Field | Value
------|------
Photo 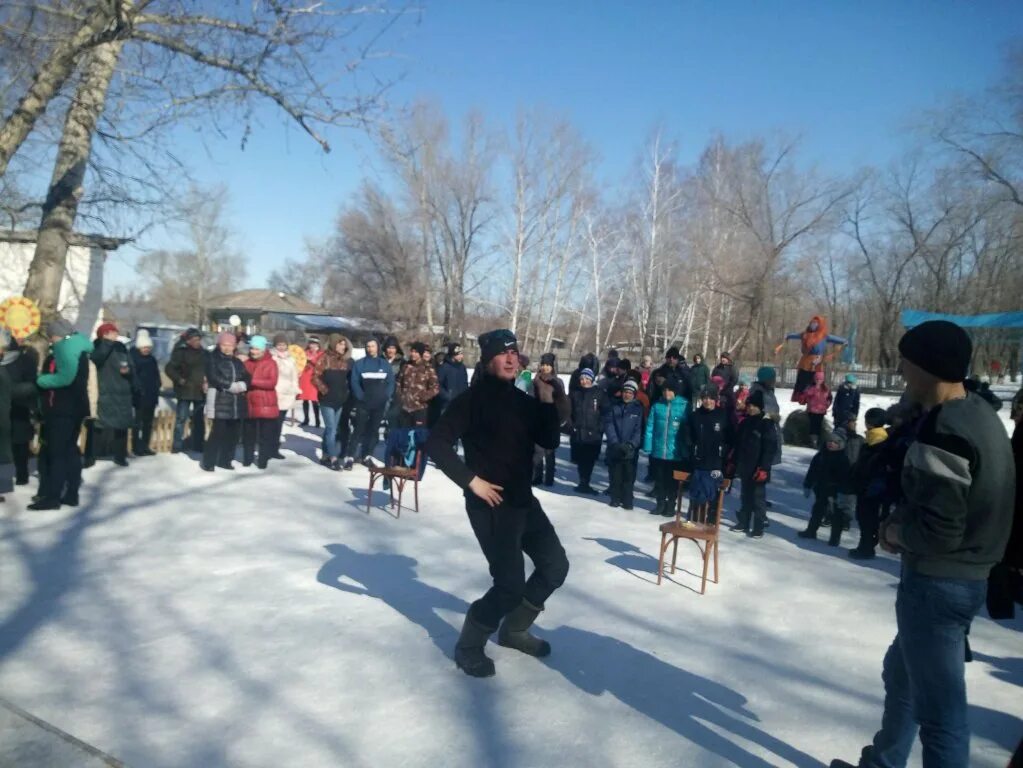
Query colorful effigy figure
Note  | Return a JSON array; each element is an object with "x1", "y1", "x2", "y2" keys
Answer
[{"x1": 776, "y1": 315, "x2": 846, "y2": 403}]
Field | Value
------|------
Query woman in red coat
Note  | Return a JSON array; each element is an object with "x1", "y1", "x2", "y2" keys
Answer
[
  {"x1": 242, "y1": 335, "x2": 279, "y2": 468},
  {"x1": 299, "y1": 337, "x2": 324, "y2": 428}
]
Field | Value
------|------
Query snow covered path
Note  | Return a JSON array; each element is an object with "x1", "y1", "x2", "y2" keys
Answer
[{"x1": 1, "y1": 413, "x2": 1020, "y2": 767}]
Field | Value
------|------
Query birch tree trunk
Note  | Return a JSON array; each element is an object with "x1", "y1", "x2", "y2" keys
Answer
[{"x1": 23, "y1": 39, "x2": 124, "y2": 327}]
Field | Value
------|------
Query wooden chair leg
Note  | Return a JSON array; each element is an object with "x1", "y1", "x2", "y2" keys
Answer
[
  {"x1": 700, "y1": 544, "x2": 710, "y2": 595},
  {"x1": 395, "y1": 479, "x2": 403, "y2": 518},
  {"x1": 366, "y1": 473, "x2": 375, "y2": 514},
  {"x1": 713, "y1": 540, "x2": 719, "y2": 584},
  {"x1": 413, "y1": 480, "x2": 419, "y2": 513},
  {"x1": 670, "y1": 537, "x2": 679, "y2": 574},
  {"x1": 657, "y1": 532, "x2": 668, "y2": 585}
]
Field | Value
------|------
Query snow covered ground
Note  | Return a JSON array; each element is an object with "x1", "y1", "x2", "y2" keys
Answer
[{"x1": 0, "y1": 387, "x2": 1019, "y2": 768}]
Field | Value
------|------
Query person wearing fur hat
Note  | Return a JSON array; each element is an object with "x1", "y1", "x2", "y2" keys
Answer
[
  {"x1": 31, "y1": 316, "x2": 93, "y2": 509},
  {"x1": 569, "y1": 367, "x2": 607, "y2": 494},
  {"x1": 166, "y1": 328, "x2": 207, "y2": 453},
  {"x1": 202, "y1": 332, "x2": 251, "y2": 471},
  {"x1": 798, "y1": 428, "x2": 854, "y2": 545},
  {"x1": 726, "y1": 388, "x2": 777, "y2": 538},
  {"x1": 831, "y1": 320, "x2": 1015, "y2": 768},
  {"x1": 312, "y1": 334, "x2": 352, "y2": 470},
  {"x1": 270, "y1": 334, "x2": 300, "y2": 458},
  {"x1": 642, "y1": 379, "x2": 690, "y2": 516},
  {"x1": 130, "y1": 329, "x2": 161, "y2": 456},
  {"x1": 299, "y1": 337, "x2": 323, "y2": 428},
  {"x1": 241, "y1": 336, "x2": 279, "y2": 469},
  {"x1": 437, "y1": 343, "x2": 469, "y2": 414},
  {"x1": 91, "y1": 322, "x2": 134, "y2": 466},
  {"x1": 396, "y1": 341, "x2": 440, "y2": 428},
  {"x1": 427, "y1": 329, "x2": 570, "y2": 678}
]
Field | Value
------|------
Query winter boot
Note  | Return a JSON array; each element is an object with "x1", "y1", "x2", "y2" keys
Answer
[
  {"x1": 797, "y1": 525, "x2": 818, "y2": 539},
  {"x1": 497, "y1": 599, "x2": 551, "y2": 658},
  {"x1": 454, "y1": 613, "x2": 496, "y2": 678},
  {"x1": 650, "y1": 499, "x2": 665, "y2": 516},
  {"x1": 828, "y1": 514, "x2": 846, "y2": 547}
]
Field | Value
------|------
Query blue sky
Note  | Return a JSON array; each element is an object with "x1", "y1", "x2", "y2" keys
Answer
[{"x1": 108, "y1": 0, "x2": 1023, "y2": 291}]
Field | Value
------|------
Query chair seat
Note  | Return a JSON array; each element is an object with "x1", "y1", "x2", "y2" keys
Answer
[
  {"x1": 373, "y1": 465, "x2": 417, "y2": 479},
  {"x1": 659, "y1": 520, "x2": 717, "y2": 539}
]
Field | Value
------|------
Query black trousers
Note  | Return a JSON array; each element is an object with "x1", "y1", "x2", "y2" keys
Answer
[
  {"x1": 348, "y1": 404, "x2": 385, "y2": 460},
  {"x1": 13, "y1": 441, "x2": 30, "y2": 484},
  {"x1": 242, "y1": 418, "x2": 277, "y2": 467},
  {"x1": 533, "y1": 447, "x2": 555, "y2": 484},
  {"x1": 38, "y1": 416, "x2": 83, "y2": 504},
  {"x1": 736, "y1": 479, "x2": 768, "y2": 533},
  {"x1": 808, "y1": 412, "x2": 825, "y2": 438},
  {"x1": 133, "y1": 403, "x2": 156, "y2": 453},
  {"x1": 608, "y1": 457, "x2": 636, "y2": 507},
  {"x1": 303, "y1": 400, "x2": 321, "y2": 427},
  {"x1": 336, "y1": 401, "x2": 354, "y2": 457},
  {"x1": 203, "y1": 419, "x2": 241, "y2": 469},
  {"x1": 574, "y1": 442, "x2": 600, "y2": 486},
  {"x1": 466, "y1": 496, "x2": 570, "y2": 630},
  {"x1": 275, "y1": 410, "x2": 287, "y2": 450},
  {"x1": 652, "y1": 457, "x2": 683, "y2": 509},
  {"x1": 855, "y1": 497, "x2": 883, "y2": 551}
]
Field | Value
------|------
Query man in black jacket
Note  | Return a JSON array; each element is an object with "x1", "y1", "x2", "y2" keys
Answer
[
  {"x1": 831, "y1": 321, "x2": 1015, "y2": 768},
  {"x1": 428, "y1": 329, "x2": 570, "y2": 678},
  {"x1": 728, "y1": 389, "x2": 777, "y2": 538},
  {"x1": 166, "y1": 328, "x2": 207, "y2": 453},
  {"x1": 436, "y1": 343, "x2": 469, "y2": 413}
]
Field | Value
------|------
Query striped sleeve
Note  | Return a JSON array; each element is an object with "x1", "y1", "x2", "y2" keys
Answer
[{"x1": 899, "y1": 423, "x2": 975, "y2": 557}]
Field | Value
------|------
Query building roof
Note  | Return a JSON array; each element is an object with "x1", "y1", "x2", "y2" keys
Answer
[
  {"x1": 0, "y1": 228, "x2": 129, "y2": 251},
  {"x1": 206, "y1": 290, "x2": 330, "y2": 315}
]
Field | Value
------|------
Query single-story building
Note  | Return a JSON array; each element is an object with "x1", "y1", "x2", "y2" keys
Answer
[{"x1": 0, "y1": 229, "x2": 128, "y2": 334}]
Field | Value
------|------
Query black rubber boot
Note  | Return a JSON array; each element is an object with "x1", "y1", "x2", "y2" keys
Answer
[
  {"x1": 828, "y1": 514, "x2": 846, "y2": 547},
  {"x1": 498, "y1": 599, "x2": 551, "y2": 658},
  {"x1": 454, "y1": 613, "x2": 496, "y2": 678}
]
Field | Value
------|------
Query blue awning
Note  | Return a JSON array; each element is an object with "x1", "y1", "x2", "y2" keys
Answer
[{"x1": 901, "y1": 310, "x2": 1023, "y2": 330}]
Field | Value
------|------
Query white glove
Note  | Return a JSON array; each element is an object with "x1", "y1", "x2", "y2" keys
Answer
[
  {"x1": 710, "y1": 470, "x2": 722, "y2": 479},
  {"x1": 228, "y1": 381, "x2": 247, "y2": 394}
]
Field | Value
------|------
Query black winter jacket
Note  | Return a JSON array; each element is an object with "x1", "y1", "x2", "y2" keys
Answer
[
  {"x1": 832, "y1": 384, "x2": 860, "y2": 425},
  {"x1": 166, "y1": 343, "x2": 207, "y2": 401},
  {"x1": 206, "y1": 348, "x2": 250, "y2": 420},
  {"x1": 689, "y1": 406, "x2": 731, "y2": 471},
  {"x1": 437, "y1": 360, "x2": 469, "y2": 407},
  {"x1": 92, "y1": 339, "x2": 135, "y2": 430},
  {"x1": 732, "y1": 412, "x2": 778, "y2": 481},
  {"x1": 804, "y1": 448, "x2": 852, "y2": 497},
  {"x1": 711, "y1": 362, "x2": 738, "y2": 393},
  {"x1": 427, "y1": 373, "x2": 564, "y2": 507},
  {"x1": 8, "y1": 346, "x2": 38, "y2": 444},
  {"x1": 648, "y1": 363, "x2": 689, "y2": 402},
  {"x1": 570, "y1": 386, "x2": 608, "y2": 445},
  {"x1": 569, "y1": 354, "x2": 599, "y2": 395},
  {"x1": 131, "y1": 348, "x2": 162, "y2": 409}
]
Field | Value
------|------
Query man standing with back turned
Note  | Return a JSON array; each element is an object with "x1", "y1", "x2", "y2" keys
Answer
[
  {"x1": 831, "y1": 320, "x2": 1015, "y2": 768},
  {"x1": 427, "y1": 329, "x2": 570, "y2": 678}
]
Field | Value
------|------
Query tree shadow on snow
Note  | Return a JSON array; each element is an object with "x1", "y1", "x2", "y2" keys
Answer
[
  {"x1": 541, "y1": 625, "x2": 825, "y2": 768},
  {"x1": 971, "y1": 651, "x2": 1023, "y2": 687},
  {"x1": 316, "y1": 543, "x2": 467, "y2": 658},
  {"x1": 582, "y1": 536, "x2": 701, "y2": 591},
  {"x1": 969, "y1": 704, "x2": 1023, "y2": 757}
]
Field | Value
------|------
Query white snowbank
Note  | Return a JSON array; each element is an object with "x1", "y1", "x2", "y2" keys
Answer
[{"x1": 0, "y1": 418, "x2": 1019, "y2": 767}]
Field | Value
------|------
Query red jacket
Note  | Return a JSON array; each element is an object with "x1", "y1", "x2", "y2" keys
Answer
[
  {"x1": 299, "y1": 348, "x2": 324, "y2": 401},
  {"x1": 244, "y1": 355, "x2": 279, "y2": 419}
]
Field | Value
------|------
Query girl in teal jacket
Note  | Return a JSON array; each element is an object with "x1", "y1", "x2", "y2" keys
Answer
[{"x1": 642, "y1": 382, "x2": 690, "y2": 516}]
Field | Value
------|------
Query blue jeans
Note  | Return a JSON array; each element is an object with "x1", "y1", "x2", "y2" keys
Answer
[
  {"x1": 863, "y1": 568, "x2": 986, "y2": 768},
  {"x1": 321, "y1": 406, "x2": 341, "y2": 459},
  {"x1": 173, "y1": 400, "x2": 205, "y2": 451}
]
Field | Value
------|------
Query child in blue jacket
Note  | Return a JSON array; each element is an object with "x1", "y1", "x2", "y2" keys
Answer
[
  {"x1": 603, "y1": 380, "x2": 644, "y2": 509},
  {"x1": 643, "y1": 381, "x2": 690, "y2": 517}
]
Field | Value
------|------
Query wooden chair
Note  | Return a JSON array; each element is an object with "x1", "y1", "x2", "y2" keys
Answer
[
  {"x1": 656, "y1": 471, "x2": 730, "y2": 593},
  {"x1": 367, "y1": 449, "x2": 423, "y2": 518}
]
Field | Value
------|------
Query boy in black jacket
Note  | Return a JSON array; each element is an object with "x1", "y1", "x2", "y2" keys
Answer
[
  {"x1": 728, "y1": 389, "x2": 777, "y2": 538},
  {"x1": 427, "y1": 329, "x2": 570, "y2": 679},
  {"x1": 688, "y1": 385, "x2": 730, "y2": 521},
  {"x1": 798, "y1": 428, "x2": 855, "y2": 545},
  {"x1": 848, "y1": 407, "x2": 890, "y2": 559}
]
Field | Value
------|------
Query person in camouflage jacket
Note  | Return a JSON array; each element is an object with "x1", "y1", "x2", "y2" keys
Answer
[{"x1": 396, "y1": 342, "x2": 439, "y2": 427}]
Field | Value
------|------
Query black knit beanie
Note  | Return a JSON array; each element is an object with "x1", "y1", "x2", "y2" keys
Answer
[
  {"x1": 478, "y1": 329, "x2": 518, "y2": 365},
  {"x1": 898, "y1": 321, "x2": 972, "y2": 382}
]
